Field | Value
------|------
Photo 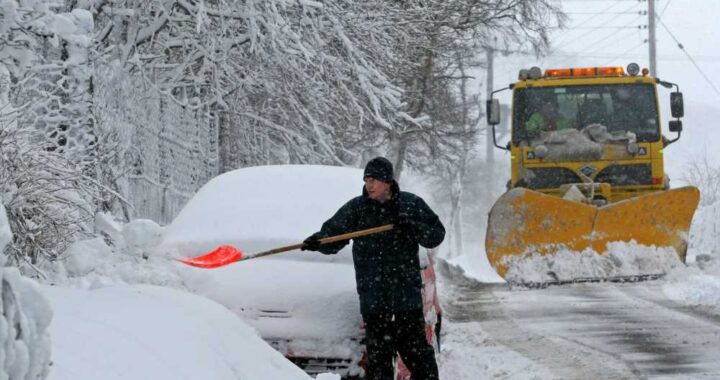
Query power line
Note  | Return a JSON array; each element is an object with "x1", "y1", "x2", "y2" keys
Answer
[
  {"x1": 565, "y1": 11, "x2": 640, "y2": 15},
  {"x1": 507, "y1": 50, "x2": 720, "y2": 62},
  {"x1": 582, "y1": 26, "x2": 643, "y2": 56},
  {"x1": 659, "y1": 0, "x2": 673, "y2": 17},
  {"x1": 603, "y1": 41, "x2": 647, "y2": 65},
  {"x1": 565, "y1": 26, "x2": 642, "y2": 29},
  {"x1": 551, "y1": 0, "x2": 626, "y2": 46},
  {"x1": 655, "y1": 16, "x2": 720, "y2": 98},
  {"x1": 554, "y1": 2, "x2": 641, "y2": 49},
  {"x1": 563, "y1": 13, "x2": 644, "y2": 54}
]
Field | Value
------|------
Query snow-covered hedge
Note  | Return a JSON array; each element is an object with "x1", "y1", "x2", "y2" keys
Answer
[
  {"x1": 0, "y1": 125, "x2": 96, "y2": 265},
  {"x1": 1, "y1": 201, "x2": 53, "y2": 380}
]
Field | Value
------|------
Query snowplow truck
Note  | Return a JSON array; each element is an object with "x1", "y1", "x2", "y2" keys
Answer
[{"x1": 485, "y1": 63, "x2": 700, "y2": 280}]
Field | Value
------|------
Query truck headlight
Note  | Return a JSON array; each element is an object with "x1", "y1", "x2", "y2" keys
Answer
[
  {"x1": 627, "y1": 63, "x2": 640, "y2": 76},
  {"x1": 627, "y1": 142, "x2": 639, "y2": 155},
  {"x1": 535, "y1": 145, "x2": 548, "y2": 159}
]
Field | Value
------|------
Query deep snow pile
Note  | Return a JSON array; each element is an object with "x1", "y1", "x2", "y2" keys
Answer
[
  {"x1": 30, "y1": 212, "x2": 334, "y2": 380},
  {"x1": 502, "y1": 241, "x2": 682, "y2": 284},
  {"x1": 1, "y1": 201, "x2": 53, "y2": 380},
  {"x1": 687, "y1": 200, "x2": 720, "y2": 260},
  {"x1": 44, "y1": 284, "x2": 315, "y2": 380},
  {"x1": 662, "y1": 197, "x2": 720, "y2": 310},
  {"x1": 45, "y1": 213, "x2": 184, "y2": 288}
]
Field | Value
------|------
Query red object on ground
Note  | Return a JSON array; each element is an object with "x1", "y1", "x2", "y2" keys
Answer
[{"x1": 177, "y1": 245, "x2": 244, "y2": 268}]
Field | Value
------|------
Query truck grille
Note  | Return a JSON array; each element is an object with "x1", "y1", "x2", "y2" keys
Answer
[
  {"x1": 288, "y1": 356, "x2": 359, "y2": 378},
  {"x1": 522, "y1": 164, "x2": 653, "y2": 189},
  {"x1": 593, "y1": 164, "x2": 652, "y2": 186},
  {"x1": 266, "y1": 339, "x2": 364, "y2": 379},
  {"x1": 522, "y1": 167, "x2": 582, "y2": 189}
]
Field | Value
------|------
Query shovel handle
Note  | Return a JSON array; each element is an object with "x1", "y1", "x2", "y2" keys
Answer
[{"x1": 247, "y1": 224, "x2": 394, "y2": 260}]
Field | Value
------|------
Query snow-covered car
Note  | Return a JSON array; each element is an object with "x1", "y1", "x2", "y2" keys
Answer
[{"x1": 157, "y1": 165, "x2": 442, "y2": 379}]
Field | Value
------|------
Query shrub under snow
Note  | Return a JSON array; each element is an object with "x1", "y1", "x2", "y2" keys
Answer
[{"x1": 0, "y1": 201, "x2": 53, "y2": 380}]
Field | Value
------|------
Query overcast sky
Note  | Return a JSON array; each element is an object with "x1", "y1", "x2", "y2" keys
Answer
[{"x1": 493, "y1": 0, "x2": 720, "y2": 106}]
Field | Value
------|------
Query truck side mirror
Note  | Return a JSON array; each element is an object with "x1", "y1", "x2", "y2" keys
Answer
[
  {"x1": 486, "y1": 99, "x2": 501, "y2": 125},
  {"x1": 669, "y1": 120, "x2": 683, "y2": 133},
  {"x1": 670, "y1": 92, "x2": 684, "y2": 118}
]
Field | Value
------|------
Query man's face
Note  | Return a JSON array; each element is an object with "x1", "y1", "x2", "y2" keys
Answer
[{"x1": 364, "y1": 177, "x2": 391, "y2": 202}]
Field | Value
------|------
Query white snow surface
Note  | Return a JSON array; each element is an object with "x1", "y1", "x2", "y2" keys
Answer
[
  {"x1": 503, "y1": 241, "x2": 683, "y2": 284},
  {"x1": 13, "y1": 164, "x2": 720, "y2": 379},
  {"x1": 44, "y1": 284, "x2": 312, "y2": 380},
  {"x1": 43, "y1": 164, "x2": 437, "y2": 379},
  {"x1": 160, "y1": 164, "x2": 432, "y2": 256},
  {"x1": 179, "y1": 256, "x2": 363, "y2": 354}
]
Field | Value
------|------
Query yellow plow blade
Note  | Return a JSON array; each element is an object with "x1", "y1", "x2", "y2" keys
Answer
[{"x1": 485, "y1": 186, "x2": 700, "y2": 279}]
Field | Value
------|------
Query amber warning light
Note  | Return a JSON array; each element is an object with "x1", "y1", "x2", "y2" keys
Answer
[{"x1": 544, "y1": 66, "x2": 625, "y2": 78}]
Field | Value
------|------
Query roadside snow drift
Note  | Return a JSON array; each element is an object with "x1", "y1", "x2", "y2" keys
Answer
[
  {"x1": 45, "y1": 284, "x2": 312, "y2": 380},
  {"x1": 502, "y1": 241, "x2": 682, "y2": 284}
]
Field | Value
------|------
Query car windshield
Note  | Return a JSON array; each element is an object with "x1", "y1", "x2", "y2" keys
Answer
[{"x1": 512, "y1": 83, "x2": 660, "y2": 143}]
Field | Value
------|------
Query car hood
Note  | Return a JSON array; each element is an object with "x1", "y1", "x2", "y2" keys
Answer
[{"x1": 177, "y1": 252, "x2": 363, "y2": 345}]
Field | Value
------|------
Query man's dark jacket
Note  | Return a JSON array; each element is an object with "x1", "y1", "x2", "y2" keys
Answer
[{"x1": 310, "y1": 181, "x2": 445, "y2": 316}]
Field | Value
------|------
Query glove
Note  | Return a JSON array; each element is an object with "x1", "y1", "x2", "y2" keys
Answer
[
  {"x1": 394, "y1": 212, "x2": 415, "y2": 237},
  {"x1": 301, "y1": 235, "x2": 322, "y2": 251}
]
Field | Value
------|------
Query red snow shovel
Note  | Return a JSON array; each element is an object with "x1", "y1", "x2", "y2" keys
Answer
[{"x1": 177, "y1": 224, "x2": 394, "y2": 269}]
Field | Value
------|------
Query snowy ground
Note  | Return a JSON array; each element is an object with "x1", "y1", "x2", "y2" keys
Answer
[
  {"x1": 44, "y1": 285, "x2": 315, "y2": 380},
  {"x1": 3, "y1": 164, "x2": 719, "y2": 379}
]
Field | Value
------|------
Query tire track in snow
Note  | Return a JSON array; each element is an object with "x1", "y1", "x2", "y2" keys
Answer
[
  {"x1": 439, "y1": 274, "x2": 640, "y2": 379},
  {"x1": 437, "y1": 261, "x2": 720, "y2": 378}
]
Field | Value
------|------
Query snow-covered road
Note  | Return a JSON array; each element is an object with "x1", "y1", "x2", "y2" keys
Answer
[{"x1": 438, "y1": 263, "x2": 720, "y2": 379}]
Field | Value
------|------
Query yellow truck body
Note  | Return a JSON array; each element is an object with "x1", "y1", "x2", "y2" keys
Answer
[{"x1": 485, "y1": 66, "x2": 700, "y2": 279}]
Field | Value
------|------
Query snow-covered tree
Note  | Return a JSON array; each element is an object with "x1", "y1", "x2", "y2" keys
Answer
[
  {"x1": 1, "y1": 1, "x2": 112, "y2": 265},
  {"x1": 0, "y1": 123, "x2": 98, "y2": 267},
  {"x1": 88, "y1": 0, "x2": 405, "y2": 169},
  {"x1": 370, "y1": 0, "x2": 565, "y2": 178}
]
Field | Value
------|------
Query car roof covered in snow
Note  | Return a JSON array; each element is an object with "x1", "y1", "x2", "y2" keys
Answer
[{"x1": 158, "y1": 165, "x2": 364, "y2": 258}]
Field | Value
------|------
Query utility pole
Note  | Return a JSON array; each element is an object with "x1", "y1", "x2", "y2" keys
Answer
[
  {"x1": 648, "y1": 0, "x2": 657, "y2": 76},
  {"x1": 485, "y1": 46, "x2": 494, "y2": 164}
]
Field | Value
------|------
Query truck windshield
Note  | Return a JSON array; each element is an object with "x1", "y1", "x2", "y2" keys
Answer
[{"x1": 512, "y1": 83, "x2": 660, "y2": 143}]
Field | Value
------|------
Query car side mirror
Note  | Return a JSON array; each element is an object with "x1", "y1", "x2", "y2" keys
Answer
[
  {"x1": 670, "y1": 92, "x2": 684, "y2": 118},
  {"x1": 486, "y1": 99, "x2": 501, "y2": 125},
  {"x1": 669, "y1": 120, "x2": 683, "y2": 133}
]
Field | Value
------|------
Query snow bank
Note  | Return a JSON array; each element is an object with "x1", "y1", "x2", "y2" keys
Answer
[
  {"x1": 44, "y1": 284, "x2": 312, "y2": 380},
  {"x1": 0, "y1": 201, "x2": 53, "y2": 380},
  {"x1": 661, "y1": 196, "x2": 720, "y2": 311},
  {"x1": 688, "y1": 200, "x2": 720, "y2": 261},
  {"x1": 445, "y1": 245, "x2": 504, "y2": 283},
  {"x1": 663, "y1": 266, "x2": 720, "y2": 310},
  {"x1": 503, "y1": 241, "x2": 682, "y2": 284},
  {"x1": 49, "y1": 214, "x2": 183, "y2": 288}
]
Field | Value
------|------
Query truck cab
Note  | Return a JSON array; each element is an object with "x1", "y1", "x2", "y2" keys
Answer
[{"x1": 487, "y1": 63, "x2": 685, "y2": 204}]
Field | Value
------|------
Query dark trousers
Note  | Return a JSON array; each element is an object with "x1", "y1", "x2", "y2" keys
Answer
[{"x1": 363, "y1": 309, "x2": 439, "y2": 380}]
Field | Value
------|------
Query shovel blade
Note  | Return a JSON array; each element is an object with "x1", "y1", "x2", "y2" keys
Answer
[{"x1": 177, "y1": 245, "x2": 245, "y2": 268}]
